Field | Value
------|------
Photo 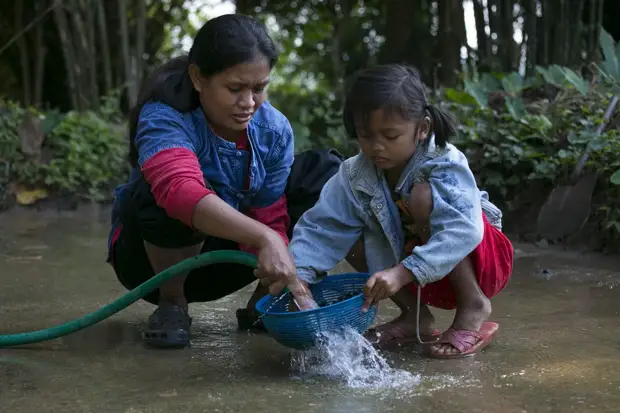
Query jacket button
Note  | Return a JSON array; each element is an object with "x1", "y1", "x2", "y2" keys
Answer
[
  {"x1": 376, "y1": 203, "x2": 383, "y2": 209},
  {"x1": 236, "y1": 151, "x2": 243, "y2": 157}
]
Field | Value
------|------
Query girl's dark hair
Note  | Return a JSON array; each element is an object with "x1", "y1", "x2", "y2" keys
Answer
[
  {"x1": 128, "y1": 14, "x2": 278, "y2": 166},
  {"x1": 343, "y1": 64, "x2": 456, "y2": 147}
]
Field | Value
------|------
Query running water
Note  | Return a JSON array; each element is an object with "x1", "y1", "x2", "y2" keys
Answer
[{"x1": 290, "y1": 327, "x2": 421, "y2": 389}]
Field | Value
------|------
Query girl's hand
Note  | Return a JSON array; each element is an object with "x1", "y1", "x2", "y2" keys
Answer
[
  {"x1": 362, "y1": 264, "x2": 414, "y2": 312},
  {"x1": 253, "y1": 231, "x2": 317, "y2": 310}
]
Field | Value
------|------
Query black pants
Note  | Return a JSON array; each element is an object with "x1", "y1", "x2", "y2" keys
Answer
[{"x1": 112, "y1": 149, "x2": 344, "y2": 305}]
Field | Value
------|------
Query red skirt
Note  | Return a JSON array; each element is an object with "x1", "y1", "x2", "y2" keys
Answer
[{"x1": 406, "y1": 214, "x2": 514, "y2": 310}]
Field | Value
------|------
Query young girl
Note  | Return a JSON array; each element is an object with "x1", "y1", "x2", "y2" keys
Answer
[{"x1": 287, "y1": 64, "x2": 514, "y2": 359}]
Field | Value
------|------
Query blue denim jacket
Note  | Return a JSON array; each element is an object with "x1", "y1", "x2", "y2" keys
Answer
[
  {"x1": 108, "y1": 100, "x2": 294, "y2": 250},
  {"x1": 288, "y1": 135, "x2": 503, "y2": 286}
]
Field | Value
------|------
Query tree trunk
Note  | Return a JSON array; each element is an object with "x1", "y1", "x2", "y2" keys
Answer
[
  {"x1": 473, "y1": 0, "x2": 489, "y2": 67},
  {"x1": 327, "y1": 0, "x2": 355, "y2": 100},
  {"x1": 33, "y1": 0, "x2": 48, "y2": 107},
  {"x1": 436, "y1": 0, "x2": 466, "y2": 86},
  {"x1": 136, "y1": 0, "x2": 147, "y2": 89},
  {"x1": 536, "y1": 0, "x2": 550, "y2": 67},
  {"x1": 53, "y1": 1, "x2": 81, "y2": 110},
  {"x1": 571, "y1": 0, "x2": 586, "y2": 67},
  {"x1": 85, "y1": 0, "x2": 100, "y2": 106},
  {"x1": 522, "y1": 0, "x2": 537, "y2": 74},
  {"x1": 498, "y1": 0, "x2": 515, "y2": 71},
  {"x1": 118, "y1": 0, "x2": 136, "y2": 108},
  {"x1": 69, "y1": 0, "x2": 96, "y2": 109},
  {"x1": 594, "y1": 0, "x2": 605, "y2": 60},
  {"x1": 235, "y1": 0, "x2": 260, "y2": 15},
  {"x1": 380, "y1": 0, "x2": 432, "y2": 84},
  {"x1": 15, "y1": 1, "x2": 32, "y2": 106},
  {"x1": 96, "y1": 0, "x2": 113, "y2": 95}
]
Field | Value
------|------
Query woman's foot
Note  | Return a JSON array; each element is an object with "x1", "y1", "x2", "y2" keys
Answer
[
  {"x1": 144, "y1": 301, "x2": 192, "y2": 348},
  {"x1": 430, "y1": 295, "x2": 492, "y2": 357},
  {"x1": 364, "y1": 304, "x2": 439, "y2": 347}
]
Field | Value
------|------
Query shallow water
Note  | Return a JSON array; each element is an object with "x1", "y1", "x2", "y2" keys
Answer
[{"x1": 1, "y1": 206, "x2": 619, "y2": 412}]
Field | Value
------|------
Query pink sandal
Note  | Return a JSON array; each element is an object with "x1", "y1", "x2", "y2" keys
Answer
[
  {"x1": 429, "y1": 321, "x2": 498, "y2": 359},
  {"x1": 365, "y1": 324, "x2": 441, "y2": 348}
]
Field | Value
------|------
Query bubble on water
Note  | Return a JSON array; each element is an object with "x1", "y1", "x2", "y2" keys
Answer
[{"x1": 290, "y1": 326, "x2": 421, "y2": 390}]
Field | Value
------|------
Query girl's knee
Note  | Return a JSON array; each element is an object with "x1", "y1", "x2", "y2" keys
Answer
[
  {"x1": 406, "y1": 182, "x2": 433, "y2": 222},
  {"x1": 345, "y1": 237, "x2": 368, "y2": 273}
]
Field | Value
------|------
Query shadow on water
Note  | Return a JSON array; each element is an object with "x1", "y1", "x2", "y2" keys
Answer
[{"x1": 1, "y1": 208, "x2": 620, "y2": 412}]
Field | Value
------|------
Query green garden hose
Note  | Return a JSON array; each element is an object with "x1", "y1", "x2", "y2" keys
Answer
[{"x1": 0, "y1": 250, "x2": 258, "y2": 347}]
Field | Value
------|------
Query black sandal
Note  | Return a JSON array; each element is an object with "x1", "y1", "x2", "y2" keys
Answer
[{"x1": 143, "y1": 304, "x2": 192, "y2": 348}]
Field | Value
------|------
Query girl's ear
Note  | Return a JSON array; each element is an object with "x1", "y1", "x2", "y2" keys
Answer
[{"x1": 417, "y1": 116, "x2": 432, "y2": 142}]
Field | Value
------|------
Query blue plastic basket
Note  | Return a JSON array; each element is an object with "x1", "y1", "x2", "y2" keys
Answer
[{"x1": 255, "y1": 273, "x2": 378, "y2": 350}]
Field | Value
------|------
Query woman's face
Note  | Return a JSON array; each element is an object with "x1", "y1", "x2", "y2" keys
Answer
[{"x1": 189, "y1": 57, "x2": 271, "y2": 141}]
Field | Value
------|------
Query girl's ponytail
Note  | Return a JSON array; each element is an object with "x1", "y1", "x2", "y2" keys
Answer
[{"x1": 426, "y1": 103, "x2": 456, "y2": 147}]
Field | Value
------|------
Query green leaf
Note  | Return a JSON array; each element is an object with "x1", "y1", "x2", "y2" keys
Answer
[
  {"x1": 505, "y1": 96, "x2": 525, "y2": 120},
  {"x1": 444, "y1": 88, "x2": 477, "y2": 106},
  {"x1": 611, "y1": 169, "x2": 620, "y2": 185},
  {"x1": 561, "y1": 68, "x2": 590, "y2": 96},
  {"x1": 464, "y1": 80, "x2": 489, "y2": 109},
  {"x1": 501, "y1": 72, "x2": 525, "y2": 96},
  {"x1": 600, "y1": 28, "x2": 620, "y2": 82},
  {"x1": 536, "y1": 65, "x2": 566, "y2": 88}
]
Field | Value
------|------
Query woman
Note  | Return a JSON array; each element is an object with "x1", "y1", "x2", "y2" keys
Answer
[{"x1": 106, "y1": 14, "x2": 342, "y2": 348}]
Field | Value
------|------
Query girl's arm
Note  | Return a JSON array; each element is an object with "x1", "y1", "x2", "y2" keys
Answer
[
  {"x1": 288, "y1": 161, "x2": 365, "y2": 283},
  {"x1": 400, "y1": 148, "x2": 484, "y2": 286}
]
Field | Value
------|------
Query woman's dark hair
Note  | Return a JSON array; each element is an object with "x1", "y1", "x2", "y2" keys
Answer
[
  {"x1": 128, "y1": 14, "x2": 278, "y2": 166},
  {"x1": 342, "y1": 64, "x2": 456, "y2": 147}
]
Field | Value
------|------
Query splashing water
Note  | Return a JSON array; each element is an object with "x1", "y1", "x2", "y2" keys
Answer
[{"x1": 290, "y1": 326, "x2": 421, "y2": 390}]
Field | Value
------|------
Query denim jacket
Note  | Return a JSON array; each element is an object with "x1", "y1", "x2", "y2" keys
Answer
[
  {"x1": 108, "y1": 100, "x2": 294, "y2": 249},
  {"x1": 288, "y1": 135, "x2": 503, "y2": 286}
]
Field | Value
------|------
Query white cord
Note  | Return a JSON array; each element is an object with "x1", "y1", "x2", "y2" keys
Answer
[{"x1": 415, "y1": 284, "x2": 440, "y2": 344}]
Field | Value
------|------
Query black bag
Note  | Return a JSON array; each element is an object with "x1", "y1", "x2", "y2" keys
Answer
[{"x1": 286, "y1": 148, "x2": 345, "y2": 238}]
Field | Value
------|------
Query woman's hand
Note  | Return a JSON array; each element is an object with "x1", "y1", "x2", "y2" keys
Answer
[{"x1": 254, "y1": 231, "x2": 317, "y2": 310}]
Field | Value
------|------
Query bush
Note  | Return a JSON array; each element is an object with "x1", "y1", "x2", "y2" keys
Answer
[{"x1": 0, "y1": 97, "x2": 128, "y2": 209}]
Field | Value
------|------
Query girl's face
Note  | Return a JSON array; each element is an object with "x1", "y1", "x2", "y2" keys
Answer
[
  {"x1": 189, "y1": 57, "x2": 271, "y2": 141},
  {"x1": 356, "y1": 109, "x2": 431, "y2": 171}
]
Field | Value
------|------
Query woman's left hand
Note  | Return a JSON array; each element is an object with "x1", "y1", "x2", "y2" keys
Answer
[{"x1": 362, "y1": 264, "x2": 414, "y2": 312}]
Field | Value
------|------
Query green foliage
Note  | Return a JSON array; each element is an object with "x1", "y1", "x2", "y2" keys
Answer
[
  {"x1": 441, "y1": 62, "x2": 620, "y2": 246},
  {"x1": 0, "y1": 99, "x2": 128, "y2": 208},
  {"x1": 268, "y1": 87, "x2": 358, "y2": 157}
]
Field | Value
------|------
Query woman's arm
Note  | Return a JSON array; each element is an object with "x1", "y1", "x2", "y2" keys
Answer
[
  {"x1": 289, "y1": 161, "x2": 366, "y2": 283},
  {"x1": 400, "y1": 148, "x2": 484, "y2": 286}
]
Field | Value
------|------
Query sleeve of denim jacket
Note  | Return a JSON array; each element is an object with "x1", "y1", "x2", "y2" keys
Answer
[
  {"x1": 134, "y1": 102, "x2": 196, "y2": 167},
  {"x1": 251, "y1": 120, "x2": 295, "y2": 208},
  {"x1": 288, "y1": 163, "x2": 365, "y2": 283},
  {"x1": 400, "y1": 149, "x2": 484, "y2": 286}
]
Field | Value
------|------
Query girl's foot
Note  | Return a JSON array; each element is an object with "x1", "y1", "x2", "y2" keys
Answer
[
  {"x1": 430, "y1": 295, "x2": 492, "y2": 357},
  {"x1": 364, "y1": 304, "x2": 439, "y2": 347}
]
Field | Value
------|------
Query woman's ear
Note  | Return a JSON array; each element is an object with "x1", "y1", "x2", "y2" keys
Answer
[{"x1": 188, "y1": 64, "x2": 203, "y2": 93}]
